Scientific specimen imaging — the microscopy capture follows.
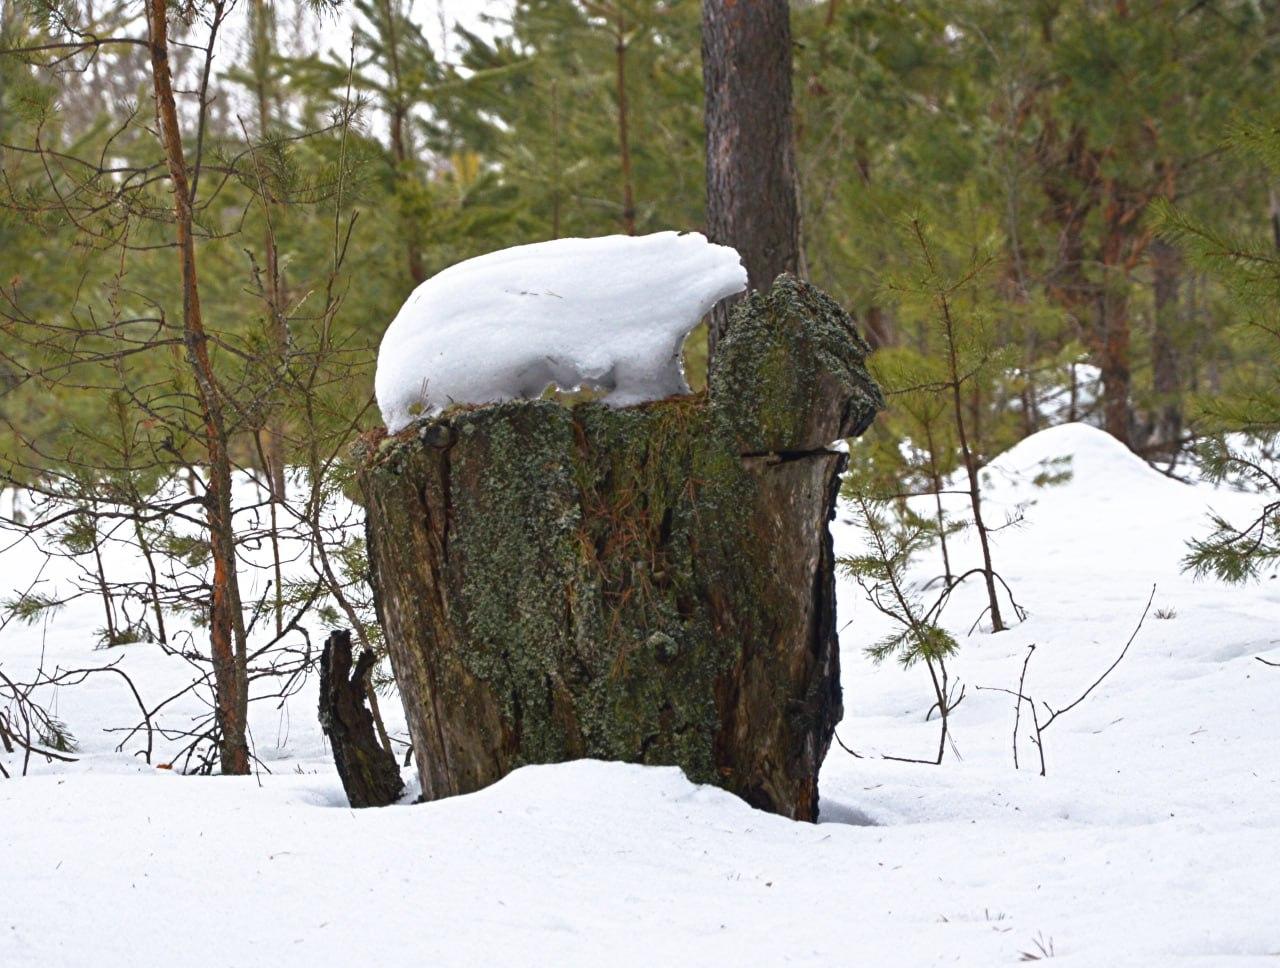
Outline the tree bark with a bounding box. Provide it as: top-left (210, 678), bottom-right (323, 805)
top-left (702, 0), bottom-right (800, 360)
top-left (146, 0), bottom-right (249, 774)
top-left (1097, 184), bottom-right (1137, 448)
top-left (359, 277), bottom-right (882, 821)
top-left (1096, 287), bottom-right (1132, 446)
top-left (319, 630), bottom-right (405, 808)
top-left (379, 0), bottom-right (426, 286)
top-left (1148, 238), bottom-right (1183, 454)
top-left (1038, 116), bottom-right (1164, 451)
top-left (250, 0), bottom-right (288, 505)
top-left (614, 8), bottom-right (636, 235)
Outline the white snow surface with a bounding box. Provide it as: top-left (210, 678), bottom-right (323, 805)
top-left (2, 423), bottom-right (1278, 966)
top-left (375, 232), bottom-right (747, 432)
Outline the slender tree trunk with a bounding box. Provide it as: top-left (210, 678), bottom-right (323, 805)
top-left (1149, 238), bottom-right (1182, 453)
top-left (614, 10), bottom-right (636, 235)
top-left (390, 109), bottom-right (426, 286)
top-left (702, 0), bottom-right (800, 360)
top-left (1020, 335), bottom-right (1040, 437)
top-left (380, 0), bottom-right (426, 285)
top-left (862, 305), bottom-right (892, 350)
top-left (1093, 283), bottom-right (1134, 448)
top-left (1095, 203), bottom-right (1136, 445)
top-left (917, 222), bottom-right (1005, 632)
top-left (91, 529), bottom-right (118, 644)
top-left (1040, 123), bottom-right (1101, 429)
top-left (134, 516), bottom-right (168, 645)
top-left (551, 78), bottom-right (562, 239)
top-left (251, 0), bottom-right (288, 504)
top-left (849, 144), bottom-right (889, 350)
top-left (948, 337), bottom-right (1005, 634)
top-left (923, 419), bottom-right (952, 585)
top-left (146, 0), bottom-right (249, 774)
top-left (250, 0), bottom-right (287, 633)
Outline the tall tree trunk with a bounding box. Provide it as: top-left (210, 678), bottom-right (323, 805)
top-left (702, 0), bottom-right (800, 360)
top-left (861, 305), bottom-right (892, 350)
top-left (1149, 237), bottom-right (1183, 454)
top-left (1096, 283), bottom-right (1132, 447)
top-left (251, 0), bottom-right (288, 505)
top-left (146, 0), bottom-right (250, 774)
top-left (380, 0), bottom-right (426, 286)
top-left (614, 9), bottom-right (636, 235)
top-left (251, 0), bottom-right (287, 634)
top-left (941, 301), bottom-right (1004, 633)
top-left (1038, 122), bottom-right (1141, 446)
top-left (389, 108), bottom-right (425, 285)
top-left (1098, 183), bottom-right (1137, 449)
top-left (551, 78), bottom-right (563, 239)
top-left (850, 143), bottom-right (890, 349)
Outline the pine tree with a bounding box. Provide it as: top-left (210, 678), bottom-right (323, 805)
top-left (840, 495), bottom-right (961, 765)
top-left (844, 212), bottom-right (1027, 634)
top-left (1154, 120), bottom-right (1280, 583)
top-left (448, 1), bottom-right (705, 240)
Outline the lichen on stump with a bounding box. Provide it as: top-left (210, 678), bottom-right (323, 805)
top-left (358, 274), bottom-right (884, 821)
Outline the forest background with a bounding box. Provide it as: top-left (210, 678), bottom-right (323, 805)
top-left (7, 0), bottom-right (1278, 464)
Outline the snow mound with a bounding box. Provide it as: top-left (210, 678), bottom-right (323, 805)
top-left (375, 232), bottom-right (747, 432)
top-left (958, 423), bottom-right (1203, 572)
top-left (982, 421), bottom-right (1180, 497)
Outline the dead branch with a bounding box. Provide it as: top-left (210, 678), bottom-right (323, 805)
top-left (976, 584), bottom-right (1157, 776)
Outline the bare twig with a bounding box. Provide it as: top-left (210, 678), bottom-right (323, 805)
top-left (976, 585), bottom-right (1156, 776)
top-left (1040, 584), bottom-right (1156, 731)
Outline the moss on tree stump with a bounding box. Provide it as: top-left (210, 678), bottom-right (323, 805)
top-left (358, 275), bottom-right (883, 821)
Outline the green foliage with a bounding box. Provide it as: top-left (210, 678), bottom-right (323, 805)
top-left (841, 216), bottom-right (1028, 637)
top-left (161, 534), bottom-right (211, 570)
top-left (846, 216), bottom-right (1020, 492)
top-left (1180, 436), bottom-right (1279, 583)
top-left (798, 0), bottom-right (1278, 452)
top-left (841, 497), bottom-right (958, 669)
top-left (1154, 121), bottom-right (1280, 583)
top-left (37, 715), bottom-right (76, 753)
top-left (4, 0), bottom-right (1273, 484)
top-left (445, 0), bottom-right (704, 238)
top-left (2, 590), bottom-right (62, 626)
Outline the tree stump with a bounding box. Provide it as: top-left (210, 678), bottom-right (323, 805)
top-left (318, 630), bottom-right (405, 808)
top-left (357, 276), bottom-right (883, 820)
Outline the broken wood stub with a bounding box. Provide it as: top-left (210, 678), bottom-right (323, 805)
top-left (319, 629), bottom-right (405, 808)
top-left (358, 275), bottom-right (884, 820)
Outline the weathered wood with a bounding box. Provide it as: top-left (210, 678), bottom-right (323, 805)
top-left (319, 630), bottom-right (405, 808)
top-left (358, 276), bottom-right (883, 821)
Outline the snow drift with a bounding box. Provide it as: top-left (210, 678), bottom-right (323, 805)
top-left (375, 232), bottom-right (748, 433)
top-left (2, 422), bottom-right (1279, 965)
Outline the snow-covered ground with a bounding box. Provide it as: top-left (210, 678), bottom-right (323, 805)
top-left (1, 423), bottom-right (1276, 966)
